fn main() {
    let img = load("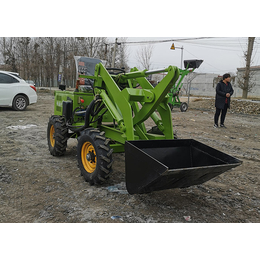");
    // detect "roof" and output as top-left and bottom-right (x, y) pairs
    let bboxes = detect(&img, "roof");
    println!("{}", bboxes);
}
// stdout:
(237, 65), (260, 71)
